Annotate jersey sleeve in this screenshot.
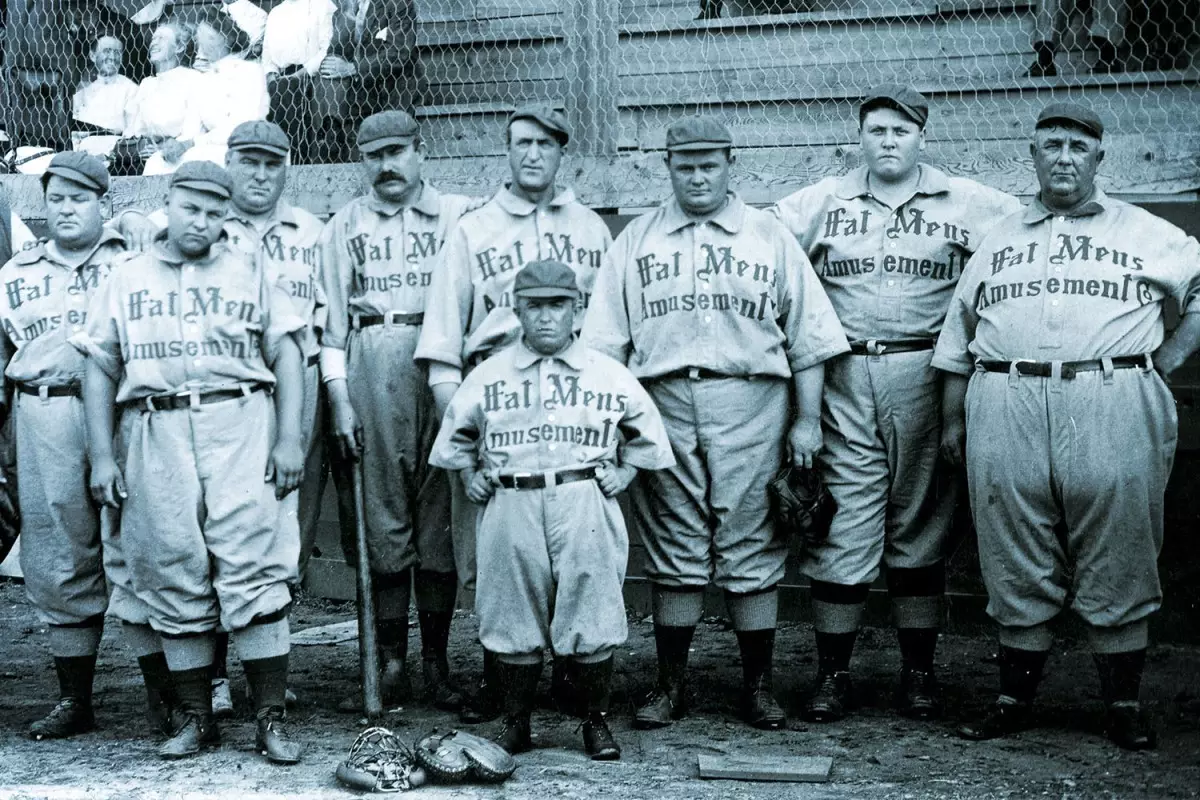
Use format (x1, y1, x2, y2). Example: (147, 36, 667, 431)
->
(931, 250, 984, 375)
(580, 243, 633, 364)
(317, 211, 354, 351)
(428, 375, 485, 471)
(775, 222, 849, 371)
(414, 221, 474, 374)
(615, 367, 675, 471)
(261, 263, 308, 369)
(70, 263, 126, 381)
(768, 185, 823, 252)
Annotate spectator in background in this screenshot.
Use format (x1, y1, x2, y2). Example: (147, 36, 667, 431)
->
(143, 12, 268, 174)
(311, 0, 426, 163)
(217, 0, 270, 60)
(2, 0, 83, 151)
(263, 0, 337, 164)
(72, 35, 139, 135)
(1028, 0, 1127, 77)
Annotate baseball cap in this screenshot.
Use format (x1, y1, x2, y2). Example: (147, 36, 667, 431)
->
(41, 151, 110, 193)
(170, 161, 233, 199)
(227, 120, 290, 157)
(665, 116, 733, 152)
(514, 260, 579, 299)
(357, 110, 419, 154)
(508, 105, 570, 146)
(860, 85, 929, 127)
(1036, 102, 1104, 139)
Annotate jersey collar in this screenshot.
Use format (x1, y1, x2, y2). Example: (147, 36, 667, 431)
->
(834, 164, 950, 201)
(17, 226, 125, 269)
(227, 202, 298, 232)
(512, 335, 587, 371)
(662, 192, 746, 235)
(367, 181, 442, 218)
(1023, 188, 1109, 223)
(495, 185, 577, 217)
(150, 228, 230, 267)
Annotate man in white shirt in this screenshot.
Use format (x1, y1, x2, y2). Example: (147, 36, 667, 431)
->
(72, 36, 139, 135)
(263, 0, 338, 164)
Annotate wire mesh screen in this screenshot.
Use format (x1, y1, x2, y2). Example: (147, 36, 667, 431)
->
(1, 0, 1198, 200)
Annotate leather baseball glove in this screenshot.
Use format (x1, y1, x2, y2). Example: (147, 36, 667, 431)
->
(415, 729, 518, 784)
(768, 465, 836, 551)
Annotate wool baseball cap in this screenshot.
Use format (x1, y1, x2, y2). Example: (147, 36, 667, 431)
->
(227, 120, 290, 156)
(514, 260, 579, 299)
(860, 85, 929, 127)
(1036, 102, 1104, 139)
(42, 151, 109, 193)
(666, 116, 733, 152)
(170, 160, 233, 199)
(357, 110, 420, 154)
(508, 105, 570, 146)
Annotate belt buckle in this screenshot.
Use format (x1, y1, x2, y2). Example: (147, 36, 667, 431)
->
(866, 339, 885, 357)
(1060, 363, 1077, 380)
(687, 367, 700, 380)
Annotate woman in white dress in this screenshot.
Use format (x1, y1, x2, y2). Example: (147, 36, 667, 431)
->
(118, 20, 203, 174)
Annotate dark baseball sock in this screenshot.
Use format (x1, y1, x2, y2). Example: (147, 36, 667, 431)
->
(814, 631, 858, 675)
(734, 628, 776, 688)
(243, 654, 290, 712)
(811, 580, 870, 674)
(212, 631, 230, 680)
(415, 570, 457, 661)
(377, 618, 409, 663)
(1093, 649, 1146, 705)
(171, 666, 215, 715)
(897, 628, 939, 672)
(138, 652, 176, 703)
(998, 645, 1048, 705)
(653, 625, 695, 686)
(53, 654, 98, 703)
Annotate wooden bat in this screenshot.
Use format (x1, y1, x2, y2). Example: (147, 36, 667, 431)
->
(352, 459, 383, 719)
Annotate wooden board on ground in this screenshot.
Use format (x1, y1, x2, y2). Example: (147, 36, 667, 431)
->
(697, 753, 834, 782)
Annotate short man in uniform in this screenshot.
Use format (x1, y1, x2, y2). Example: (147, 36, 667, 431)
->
(770, 86, 1021, 722)
(416, 104, 613, 721)
(319, 110, 474, 712)
(584, 117, 849, 730)
(934, 103, 1200, 750)
(78, 161, 307, 763)
(430, 259, 674, 759)
(0, 153, 129, 739)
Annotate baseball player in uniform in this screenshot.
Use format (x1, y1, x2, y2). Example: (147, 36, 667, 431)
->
(430, 259, 674, 759)
(118, 121, 327, 716)
(0, 152, 138, 739)
(934, 103, 1200, 750)
(416, 104, 612, 722)
(584, 117, 849, 730)
(319, 110, 474, 712)
(770, 86, 1022, 722)
(77, 161, 307, 764)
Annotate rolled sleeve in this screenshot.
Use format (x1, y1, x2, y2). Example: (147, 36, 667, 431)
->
(931, 265, 980, 376)
(317, 214, 351, 350)
(262, 270, 308, 368)
(71, 271, 125, 382)
(581, 251, 633, 364)
(1170, 235, 1200, 316)
(428, 380, 483, 471)
(414, 225, 472, 370)
(778, 231, 849, 372)
(615, 372, 675, 471)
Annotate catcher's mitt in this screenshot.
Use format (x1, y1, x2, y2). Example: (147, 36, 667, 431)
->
(335, 727, 427, 793)
(415, 729, 518, 784)
(768, 465, 836, 550)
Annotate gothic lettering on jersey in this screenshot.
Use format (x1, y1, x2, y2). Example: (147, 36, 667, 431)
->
(823, 207, 872, 238)
(125, 335, 263, 362)
(125, 287, 262, 325)
(974, 272, 1159, 312)
(634, 247, 774, 290)
(1048, 234, 1145, 271)
(639, 289, 774, 322)
(885, 207, 971, 247)
(261, 233, 320, 270)
(487, 420, 615, 451)
(476, 233, 605, 283)
(481, 376, 628, 414)
(5, 273, 53, 309)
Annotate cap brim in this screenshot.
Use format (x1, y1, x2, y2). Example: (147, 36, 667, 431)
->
(358, 135, 417, 154)
(229, 143, 290, 157)
(44, 165, 105, 193)
(667, 141, 733, 152)
(515, 288, 579, 299)
(1036, 116, 1102, 138)
(171, 180, 231, 199)
(861, 97, 926, 126)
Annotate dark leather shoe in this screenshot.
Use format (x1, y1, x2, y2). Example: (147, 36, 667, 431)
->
(633, 684, 687, 729)
(957, 696, 1033, 741)
(158, 711, 218, 759)
(460, 673, 501, 724)
(804, 671, 852, 723)
(494, 714, 532, 754)
(1105, 702, 1157, 751)
(743, 679, 787, 730)
(582, 712, 621, 760)
(29, 698, 95, 740)
(381, 659, 412, 706)
(898, 667, 943, 720)
(422, 658, 465, 711)
(256, 708, 303, 764)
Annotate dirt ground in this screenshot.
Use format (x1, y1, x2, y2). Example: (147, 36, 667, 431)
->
(0, 580, 1197, 800)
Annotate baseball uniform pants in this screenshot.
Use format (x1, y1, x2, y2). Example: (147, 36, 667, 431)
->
(290, 359, 325, 583)
(14, 393, 107, 626)
(633, 376, 789, 594)
(476, 479, 628, 658)
(337, 324, 453, 576)
(806, 351, 956, 586)
(118, 390, 297, 636)
(965, 364, 1175, 632)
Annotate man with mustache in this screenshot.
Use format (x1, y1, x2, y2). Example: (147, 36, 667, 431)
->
(415, 104, 613, 723)
(77, 160, 307, 763)
(935, 103, 1200, 750)
(319, 110, 474, 713)
(770, 86, 1020, 724)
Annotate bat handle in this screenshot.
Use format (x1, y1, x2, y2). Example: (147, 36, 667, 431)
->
(352, 460, 384, 719)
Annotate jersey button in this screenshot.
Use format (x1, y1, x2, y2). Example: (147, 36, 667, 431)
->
(548, 414, 556, 422)
(548, 444, 557, 451)
(887, 280, 895, 287)
(704, 315, 712, 323)
(1051, 300, 1059, 306)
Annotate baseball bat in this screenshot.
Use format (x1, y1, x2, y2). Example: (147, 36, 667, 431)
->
(352, 459, 384, 719)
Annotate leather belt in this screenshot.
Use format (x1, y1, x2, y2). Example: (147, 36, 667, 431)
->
(848, 338, 936, 356)
(135, 383, 269, 412)
(976, 354, 1152, 379)
(306, 353, 319, 367)
(495, 466, 599, 490)
(655, 366, 738, 381)
(354, 312, 424, 329)
(15, 382, 80, 398)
